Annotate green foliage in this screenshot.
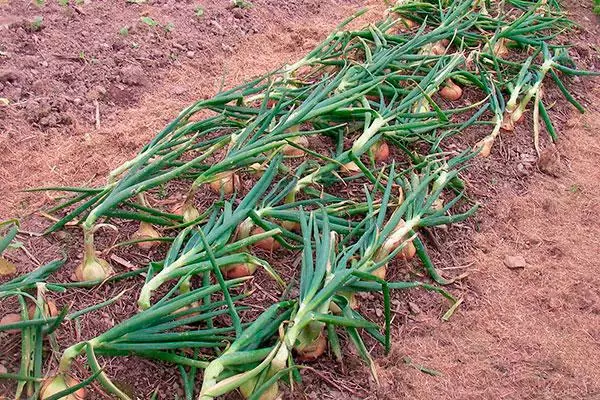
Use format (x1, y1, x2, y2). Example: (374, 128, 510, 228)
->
(30, 16, 44, 31)
(140, 16, 158, 26)
(194, 5, 205, 18)
(232, 0, 252, 9)
(119, 26, 129, 36)
(594, 0, 600, 15)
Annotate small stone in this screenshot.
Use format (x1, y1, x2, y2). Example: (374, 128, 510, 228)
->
(93, 18, 103, 25)
(221, 43, 233, 53)
(504, 255, 527, 269)
(0, 69, 20, 83)
(186, 51, 195, 58)
(538, 146, 561, 177)
(408, 301, 421, 314)
(0, 364, 6, 374)
(173, 86, 187, 95)
(232, 8, 244, 19)
(73, 97, 82, 105)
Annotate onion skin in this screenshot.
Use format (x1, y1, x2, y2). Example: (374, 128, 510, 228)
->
(341, 161, 361, 175)
(295, 333, 327, 362)
(239, 377, 279, 400)
(171, 201, 200, 223)
(132, 222, 161, 250)
(373, 265, 387, 280)
(475, 136, 495, 157)
(374, 141, 390, 162)
(28, 300, 58, 320)
(251, 227, 281, 251)
(208, 171, 240, 195)
(0, 313, 21, 334)
(283, 136, 309, 157)
(221, 263, 257, 279)
(40, 374, 86, 400)
(280, 220, 300, 233)
(439, 80, 463, 101)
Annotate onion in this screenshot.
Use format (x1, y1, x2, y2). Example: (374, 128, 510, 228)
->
(251, 227, 280, 251)
(295, 333, 327, 362)
(248, 163, 265, 177)
(373, 141, 390, 162)
(341, 161, 360, 175)
(0, 313, 21, 334)
(280, 220, 300, 233)
(221, 263, 257, 279)
(40, 374, 86, 400)
(329, 291, 359, 315)
(375, 219, 416, 263)
(132, 222, 161, 250)
(28, 300, 58, 320)
(171, 201, 200, 223)
(240, 376, 279, 400)
(475, 136, 494, 157)
(399, 17, 416, 30)
(208, 171, 240, 195)
(283, 135, 309, 157)
(494, 39, 509, 58)
(373, 265, 387, 280)
(74, 254, 113, 282)
(439, 79, 462, 101)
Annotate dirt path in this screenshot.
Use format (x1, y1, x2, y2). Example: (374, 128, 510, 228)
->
(1, 1, 600, 399)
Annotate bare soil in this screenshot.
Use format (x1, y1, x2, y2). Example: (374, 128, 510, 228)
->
(1, 0, 600, 399)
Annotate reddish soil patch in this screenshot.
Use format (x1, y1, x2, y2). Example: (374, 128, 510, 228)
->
(1, 0, 600, 399)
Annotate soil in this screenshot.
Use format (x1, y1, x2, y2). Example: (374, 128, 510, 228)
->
(1, 0, 600, 399)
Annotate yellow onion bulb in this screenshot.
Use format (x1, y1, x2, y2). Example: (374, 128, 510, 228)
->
(248, 163, 265, 177)
(74, 254, 113, 282)
(494, 39, 509, 58)
(295, 333, 327, 362)
(0, 313, 21, 334)
(221, 263, 257, 279)
(28, 300, 59, 320)
(208, 171, 240, 195)
(399, 240, 417, 261)
(171, 201, 200, 223)
(439, 79, 463, 101)
(283, 136, 309, 157)
(251, 227, 280, 252)
(132, 222, 162, 250)
(475, 136, 495, 157)
(329, 291, 359, 315)
(373, 141, 390, 162)
(40, 374, 86, 400)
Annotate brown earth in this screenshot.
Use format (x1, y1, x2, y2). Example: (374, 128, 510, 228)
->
(1, 0, 600, 399)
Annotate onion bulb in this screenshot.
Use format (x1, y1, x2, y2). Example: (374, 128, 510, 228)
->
(475, 136, 495, 157)
(248, 163, 266, 177)
(329, 290, 359, 315)
(341, 161, 360, 175)
(221, 263, 257, 279)
(372, 265, 387, 280)
(439, 79, 462, 101)
(40, 374, 86, 400)
(295, 333, 327, 362)
(373, 141, 390, 162)
(171, 201, 200, 223)
(28, 300, 58, 320)
(0, 313, 21, 334)
(240, 376, 279, 400)
(494, 38, 509, 58)
(399, 17, 416, 30)
(282, 135, 309, 157)
(132, 222, 161, 250)
(280, 220, 300, 233)
(251, 227, 280, 252)
(208, 171, 240, 195)
(74, 254, 113, 282)
(375, 219, 416, 263)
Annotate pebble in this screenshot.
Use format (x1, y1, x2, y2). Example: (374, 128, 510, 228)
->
(186, 50, 195, 58)
(504, 254, 527, 269)
(0, 364, 6, 374)
(408, 301, 421, 314)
